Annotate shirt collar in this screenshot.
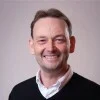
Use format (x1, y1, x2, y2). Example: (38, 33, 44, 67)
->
(36, 65, 73, 89)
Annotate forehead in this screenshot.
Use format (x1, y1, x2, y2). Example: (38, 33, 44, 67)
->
(33, 17, 69, 38)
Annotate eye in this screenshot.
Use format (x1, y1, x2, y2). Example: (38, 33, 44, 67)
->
(55, 37, 66, 44)
(37, 39, 47, 44)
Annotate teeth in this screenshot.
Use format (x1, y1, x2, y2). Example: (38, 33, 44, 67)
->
(44, 55, 58, 60)
(46, 55, 57, 59)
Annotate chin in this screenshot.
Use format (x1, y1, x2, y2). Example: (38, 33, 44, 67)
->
(41, 63, 62, 72)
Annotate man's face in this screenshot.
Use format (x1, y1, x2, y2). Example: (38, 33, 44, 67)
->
(29, 17, 75, 72)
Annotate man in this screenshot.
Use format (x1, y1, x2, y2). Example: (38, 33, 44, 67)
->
(9, 8, 100, 100)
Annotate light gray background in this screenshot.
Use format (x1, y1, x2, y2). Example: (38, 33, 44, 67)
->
(0, 0, 100, 100)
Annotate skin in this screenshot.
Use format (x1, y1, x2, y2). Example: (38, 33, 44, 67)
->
(29, 17, 75, 88)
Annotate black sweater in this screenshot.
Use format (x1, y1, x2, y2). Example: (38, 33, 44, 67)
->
(9, 73, 100, 100)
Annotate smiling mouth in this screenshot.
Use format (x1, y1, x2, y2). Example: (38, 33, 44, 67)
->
(43, 55, 59, 61)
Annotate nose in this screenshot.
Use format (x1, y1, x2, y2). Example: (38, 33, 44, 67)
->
(46, 40, 56, 52)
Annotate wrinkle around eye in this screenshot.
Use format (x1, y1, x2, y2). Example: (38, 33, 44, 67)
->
(37, 39, 47, 45)
(56, 39, 65, 43)
(54, 36, 67, 44)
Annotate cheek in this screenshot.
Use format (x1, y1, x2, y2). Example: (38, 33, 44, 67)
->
(34, 45, 44, 55)
(56, 44, 69, 53)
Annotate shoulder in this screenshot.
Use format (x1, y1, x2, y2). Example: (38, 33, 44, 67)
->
(72, 72, 100, 87)
(10, 76, 37, 94)
(63, 72, 100, 98)
(70, 72, 100, 93)
(9, 76, 39, 100)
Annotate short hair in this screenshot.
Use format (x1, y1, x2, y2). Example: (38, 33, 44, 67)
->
(30, 8, 72, 38)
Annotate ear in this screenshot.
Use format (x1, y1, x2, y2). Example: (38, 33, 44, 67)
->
(69, 36, 76, 53)
(28, 38, 35, 55)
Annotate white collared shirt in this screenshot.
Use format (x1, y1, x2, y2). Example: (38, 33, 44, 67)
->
(36, 66, 73, 99)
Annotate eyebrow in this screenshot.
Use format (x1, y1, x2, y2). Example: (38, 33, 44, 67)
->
(36, 36, 47, 39)
(36, 34, 66, 39)
(54, 34, 66, 38)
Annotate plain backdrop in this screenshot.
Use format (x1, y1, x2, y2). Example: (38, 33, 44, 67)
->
(0, 0, 100, 100)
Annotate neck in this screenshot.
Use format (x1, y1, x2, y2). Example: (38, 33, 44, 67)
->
(40, 64, 69, 88)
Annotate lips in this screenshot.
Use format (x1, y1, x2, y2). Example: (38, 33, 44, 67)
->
(45, 55, 57, 59)
(43, 55, 59, 61)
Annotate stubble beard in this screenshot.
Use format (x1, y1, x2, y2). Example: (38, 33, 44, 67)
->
(37, 53, 69, 74)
